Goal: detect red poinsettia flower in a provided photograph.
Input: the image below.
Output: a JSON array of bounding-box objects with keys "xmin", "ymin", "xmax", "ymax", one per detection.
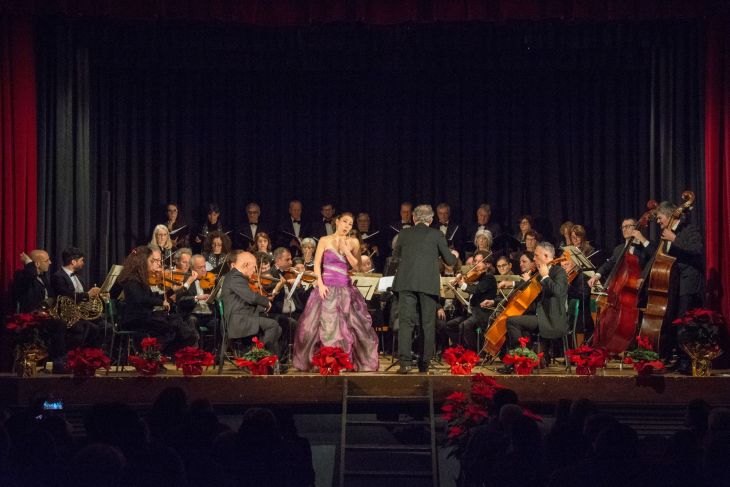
[
  {"xmin": 447, "ymin": 425, "xmax": 466, "ymax": 440},
  {"xmin": 235, "ymin": 355, "xmax": 278, "ymax": 375},
  {"xmin": 141, "ymin": 337, "xmax": 159, "ymax": 350},
  {"xmin": 445, "ymin": 391, "xmax": 468, "ymax": 403},
  {"xmin": 442, "ymin": 345, "xmax": 480, "ymax": 375},
  {"xmin": 518, "ymin": 336, "xmax": 530, "ymax": 348},
  {"xmin": 311, "ymin": 346, "xmax": 354, "ymax": 375},
  {"xmin": 636, "ymin": 335, "xmax": 653, "ymax": 350},
  {"xmin": 67, "ymin": 347, "xmax": 111, "ymax": 376},
  {"xmin": 565, "ymin": 345, "xmax": 608, "ymax": 369},
  {"xmin": 175, "ymin": 346, "xmax": 215, "ymax": 375},
  {"xmin": 252, "ymin": 336, "xmax": 264, "ymax": 349}
]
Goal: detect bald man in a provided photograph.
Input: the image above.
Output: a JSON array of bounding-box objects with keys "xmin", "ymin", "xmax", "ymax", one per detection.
[{"xmin": 221, "ymin": 250, "xmax": 281, "ymax": 354}]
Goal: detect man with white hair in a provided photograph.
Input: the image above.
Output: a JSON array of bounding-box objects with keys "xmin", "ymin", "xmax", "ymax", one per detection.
[
  {"xmin": 500, "ymin": 241, "xmax": 568, "ymax": 374},
  {"xmin": 393, "ymin": 204, "xmax": 457, "ymax": 373}
]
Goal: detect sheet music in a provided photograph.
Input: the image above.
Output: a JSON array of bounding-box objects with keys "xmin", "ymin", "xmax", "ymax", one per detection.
[
  {"xmin": 377, "ymin": 275, "xmax": 394, "ymax": 292},
  {"xmin": 170, "ymin": 225, "xmax": 188, "ymax": 236},
  {"xmin": 100, "ymin": 265, "xmax": 124, "ymax": 293},
  {"xmin": 361, "ymin": 230, "xmax": 380, "ymax": 240}
]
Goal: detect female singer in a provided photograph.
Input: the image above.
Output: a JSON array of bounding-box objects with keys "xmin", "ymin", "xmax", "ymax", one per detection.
[
  {"xmin": 203, "ymin": 231, "xmax": 231, "ymax": 272},
  {"xmin": 149, "ymin": 224, "xmax": 174, "ymax": 263},
  {"xmin": 516, "ymin": 215, "xmax": 534, "ymax": 245},
  {"xmin": 467, "ymin": 229, "xmax": 493, "ymax": 264},
  {"xmin": 195, "ymin": 203, "xmax": 225, "ymax": 247},
  {"xmin": 117, "ymin": 246, "xmax": 198, "ymax": 353},
  {"xmin": 254, "ymin": 231, "xmax": 273, "ymax": 259},
  {"xmin": 558, "ymin": 221, "xmax": 574, "ymax": 251},
  {"xmin": 570, "ymin": 224, "xmax": 595, "ymax": 256},
  {"xmin": 293, "ymin": 213, "xmax": 379, "ymax": 372},
  {"xmin": 164, "ymin": 203, "xmax": 189, "ymax": 248}
]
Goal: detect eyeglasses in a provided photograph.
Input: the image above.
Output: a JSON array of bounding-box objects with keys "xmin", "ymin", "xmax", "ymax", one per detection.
[
  {"xmin": 621, "ymin": 225, "xmax": 636, "ymax": 230},
  {"xmin": 151, "ymin": 258, "xmax": 162, "ymax": 263}
]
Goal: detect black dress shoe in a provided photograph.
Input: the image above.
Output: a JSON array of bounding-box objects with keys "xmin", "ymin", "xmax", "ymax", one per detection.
[
  {"xmin": 397, "ymin": 364, "xmax": 412, "ymax": 375},
  {"xmin": 417, "ymin": 362, "xmax": 429, "ymax": 373},
  {"xmin": 496, "ymin": 364, "xmax": 514, "ymax": 375},
  {"xmin": 676, "ymin": 359, "xmax": 692, "ymax": 375}
]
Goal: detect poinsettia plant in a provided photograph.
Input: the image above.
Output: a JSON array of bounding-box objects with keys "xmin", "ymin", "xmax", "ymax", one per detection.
[
  {"xmin": 175, "ymin": 346, "xmax": 215, "ymax": 376},
  {"xmin": 67, "ymin": 347, "xmax": 111, "ymax": 377},
  {"xmin": 235, "ymin": 337, "xmax": 278, "ymax": 375},
  {"xmin": 311, "ymin": 346, "xmax": 353, "ymax": 375},
  {"xmin": 501, "ymin": 337, "xmax": 543, "ymax": 374},
  {"xmin": 565, "ymin": 344, "xmax": 608, "ymax": 375},
  {"xmin": 442, "ymin": 345, "xmax": 480, "ymax": 375},
  {"xmin": 442, "ymin": 374, "xmax": 502, "ymax": 457},
  {"xmin": 128, "ymin": 337, "xmax": 168, "ymax": 375},
  {"xmin": 673, "ymin": 308, "xmax": 724, "ymax": 351},
  {"xmin": 6, "ymin": 311, "xmax": 48, "ymax": 347},
  {"xmin": 623, "ymin": 335, "xmax": 664, "ymax": 376}
]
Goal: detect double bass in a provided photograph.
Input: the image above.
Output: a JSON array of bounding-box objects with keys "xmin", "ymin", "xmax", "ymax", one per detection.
[
  {"xmin": 592, "ymin": 201, "xmax": 658, "ymax": 354},
  {"xmin": 482, "ymin": 252, "xmax": 575, "ymax": 358},
  {"xmin": 638, "ymin": 191, "xmax": 695, "ymax": 350}
]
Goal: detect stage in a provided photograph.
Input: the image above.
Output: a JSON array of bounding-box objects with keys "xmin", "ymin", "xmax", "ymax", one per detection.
[{"xmin": 2, "ymin": 360, "xmax": 730, "ymax": 410}]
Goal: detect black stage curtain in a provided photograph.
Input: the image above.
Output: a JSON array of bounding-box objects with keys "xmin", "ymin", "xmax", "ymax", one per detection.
[{"xmin": 36, "ymin": 19, "xmax": 704, "ymax": 282}]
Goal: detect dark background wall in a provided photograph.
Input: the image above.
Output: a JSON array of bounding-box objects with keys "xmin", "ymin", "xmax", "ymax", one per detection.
[{"xmin": 35, "ymin": 18, "xmax": 704, "ymax": 283}]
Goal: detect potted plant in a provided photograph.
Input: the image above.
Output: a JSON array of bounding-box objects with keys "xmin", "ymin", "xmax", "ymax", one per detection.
[
  {"xmin": 623, "ymin": 335, "xmax": 665, "ymax": 376},
  {"xmin": 235, "ymin": 337, "xmax": 278, "ymax": 375},
  {"xmin": 565, "ymin": 344, "xmax": 608, "ymax": 375},
  {"xmin": 6, "ymin": 312, "xmax": 49, "ymax": 377},
  {"xmin": 67, "ymin": 347, "xmax": 111, "ymax": 377},
  {"xmin": 673, "ymin": 308, "xmax": 725, "ymax": 376},
  {"xmin": 311, "ymin": 346, "xmax": 353, "ymax": 375},
  {"xmin": 128, "ymin": 337, "xmax": 167, "ymax": 375},
  {"xmin": 501, "ymin": 337, "xmax": 543, "ymax": 375},
  {"xmin": 174, "ymin": 346, "xmax": 215, "ymax": 376},
  {"xmin": 442, "ymin": 345, "xmax": 480, "ymax": 375}
]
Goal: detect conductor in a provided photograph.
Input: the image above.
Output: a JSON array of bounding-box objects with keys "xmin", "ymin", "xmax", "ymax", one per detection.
[{"xmin": 393, "ymin": 204, "xmax": 457, "ymax": 373}]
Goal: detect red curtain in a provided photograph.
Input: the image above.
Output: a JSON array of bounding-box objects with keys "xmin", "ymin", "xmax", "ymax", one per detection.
[
  {"xmin": 705, "ymin": 16, "xmax": 730, "ymax": 329},
  {"xmin": 0, "ymin": 15, "xmax": 37, "ymax": 313}
]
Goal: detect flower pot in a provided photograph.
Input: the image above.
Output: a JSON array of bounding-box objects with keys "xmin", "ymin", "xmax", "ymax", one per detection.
[
  {"xmin": 72, "ymin": 367, "xmax": 97, "ymax": 378},
  {"xmin": 181, "ymin": 364, "xmax": 204, "ymax": 376},
  {"xmin": 247, "ymin": 365, "xmax": 272, "ymax": 375},
  {"xmin": 691, "ymin": 358, "xmax": 712, "ymax": 377},
  {"xmin": 450, "ymin": 364, "xmax": 474, "ymax": 375},
  {"xmin": 515, "ymin": 363, "xmax": 536, "ymax": 375},
  {"xmin": 575, "ymin": 366, "xmax": 597, "ymax": 376},
  {"xmin": 134, "ymin": 362, "xmax": 161, "ymax": 376}
]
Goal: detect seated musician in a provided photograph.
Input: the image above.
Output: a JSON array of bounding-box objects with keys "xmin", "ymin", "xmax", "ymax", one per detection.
[
  {"xmin": 569, "ymin": 224, "xmax": 596, "ymax": 258},
  {"xmin": 50, "ymin": 247, "xmax": 104, "ymax": 349},
  {"xmin": 203, "ymin": 231, "xmax": 231, "ymax": 272},
  {"xmin": 301, "ymin": 237, "xmax": 317, "ymax": 271},
  {"xmin": 495, "ymin": 255, "xmax": 514, "ymax": 276},
  {"xmin": 254, "ymin": 231, "xmax": 274, "ymax": 260},
  {"xmin": 221, "ymin": 250, "xmax": 281, "ymax": 355},
  {"xmin": 194, "ymin": 203, "xmax": 225, "ymax": 251},
  {"xmin": 164, "ymin": 202, "xmax": 189, "ymax": 249},
  {"xmin": 498, "ymin": 251, "xmax": 536, "ymax": 291},
  {"xmin": 561, "ymin": 257, "xmax": 594, "ymax": 344},
  {"xmin": 268, "ymin": 248, "xmax": 302, "ymax": 358},
  {"xmin": 588, "ymin": 218, "xmax": 651, "ymax": 290},
  {"xmin": 148, "ymin": 224, "xmax": 174, "ymax": 263},
  {"xmin": 499, "ymin": 242, "xmax": 568, "ymax": 374},
  {"xmin": 558, "ymin": 221, "xmax": 575, "ymax": 252},
  {"xmin": 444, "ymin": 250, "xmax": 498, "ymax": 351},
  {"xmin": 360, "ymin": 254, "xmax": 375, "ymax": 274},
  {"xmin": 14, "ymin": 250, "xmax": 69, "ymax": 373},
  {"xmin": 118, "ymin": 246, "xmax": 199, "ymax": 353},
  {"xmin": 176, "ymin": 254, "xmax": 218, "ymax": 342},
  {"xmin": 255, "ymin": 251, "xmax": 272, "ymax": 274}
]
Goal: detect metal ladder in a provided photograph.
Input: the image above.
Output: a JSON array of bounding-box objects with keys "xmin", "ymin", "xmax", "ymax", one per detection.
[{"xmin": 338, "ymin": 378, "xmax": 439, "ymax": 487}]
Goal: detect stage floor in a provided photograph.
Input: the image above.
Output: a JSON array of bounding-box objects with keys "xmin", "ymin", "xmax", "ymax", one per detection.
[{"xmin": 2, "ymin": 357, "xmax": 730, "ymax": 409}]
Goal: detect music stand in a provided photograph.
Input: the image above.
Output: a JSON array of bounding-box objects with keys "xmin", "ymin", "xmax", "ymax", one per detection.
[
  {"xmin": 100, "ymin": 265, "xmax": 124, "ymax": 294},
  {"xmin": 352, "ymin": 276, "xmax": 380, "ymax": 300}
]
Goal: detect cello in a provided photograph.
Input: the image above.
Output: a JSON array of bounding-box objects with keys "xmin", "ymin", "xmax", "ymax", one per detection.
[
  {"xmin": 638, "ymin": 191, "xmax": 695, "ymax": 351},
  {"xmin": 482, "ymin": 252, "xmax": 574, "ymax": 358},
  {"xmin": 592, "ymin": 201, "xmax": 658, "ymax": 353}
]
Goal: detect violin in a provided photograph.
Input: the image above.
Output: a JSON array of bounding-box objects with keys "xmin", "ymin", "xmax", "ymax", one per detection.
[
  {"xmin": 148, "ymin": 269, "xmax": 187, "ymax": 287},
  {"xmin": 282, "ymin": 269, "xmax": 317, "ymax": 284},
  {"xmin": 198, "ymin": 272, "xmax": 217, "ymax": 291},
  {"xmin": 248, "ymin": 273, "xmax": 278, "ymax": 296}
]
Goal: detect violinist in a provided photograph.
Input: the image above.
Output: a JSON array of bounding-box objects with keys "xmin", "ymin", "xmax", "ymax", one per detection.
[
  {"xmin": 268, "ymin": 247, "xmax": 302, "ymax": 358},
  {"xmin": 176, "ymin": 254, "xmax": 218, "ymax": 338},
  {"xmin": 499, "ymin": 242, "xmax": 568, "ymax": 374},
  {"xmin": 498, "ymin": 251, "xmax": 537, "ymax": 291},
  {"xmin": 204, "ymin": 231, "xmax": 231, "ymax": 272},
  {"xmin": 495, "ymin": 255, "xmax": 514, "ymax": 276},
  {"xmin": 118, "ymin": 246, "xmax": 199, "ymax": 353},
  {"xmin": 255, "ymin": 251, "xmax": 272, "ymax": 274},
  {"xmin": 587, "ymin": 218, "xmax": 652, "ymax": 290},
  {"xmin": 654, "ymin": 201, "xmax": 705, "ymax": 371},
  {"xmin": 444, "ymin": 250, "xmax": 497, "ymax": 351},
  {"xmin": 221, "ymin": 250, "xmax": 281, "ymax": 354}
]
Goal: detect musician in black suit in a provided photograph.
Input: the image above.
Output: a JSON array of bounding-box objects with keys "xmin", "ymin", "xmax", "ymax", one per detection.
[
  {"xmin": 275, "ymin": 199, "xmax": 309, "ymax": 256},
  {"xmin": 176, "ymin": 254, "xmax": 218, "ymax": 342},
  {"xmin": 312, "ymin": 202, "xmax": 336, "ymax": 238},
  {"xmin": 588, "ymin": 218, "xmax": 653, "ymax": 289},
  {"xmin": 14, "ymin": 250, "xmax": 68, "ymax": 372},
  {"xmin": 501, "ymin": 242, "xmax": 568, "ymax": 374},
  {"xmin": 267, "ymin": 247, "xmax": 302, "ymax": 360},
  {"xmin": 444, "ymin": 250, "xmax": 498, "ymax": 351},
  {"xmin": 654, "ymin": 202, "xmax": 705, "ymax": 371},
  {"xmin": 432, "ymin": 203, "xmax": 462, "ymax": 253},
  {"xmin": 221, "ymin": 250, "xmax": 281, "ymax": 354},
  {"xmin": 50, "ymin": 247, "xmax": 104, "ymax": 348},
  {"xmin": 393, "ymin": 204, "xmax": 457, "ymax": 373},
  {"xmin": 388, "ymin": 201, "xmax": 414, "ymax": 251},
  {"xmin": 117, "ymin": 246, "xmax": 199, "ymax": 353},
  {"xmin": 237, "ymin": 202, "xmax": 268, "ymax": 250}
]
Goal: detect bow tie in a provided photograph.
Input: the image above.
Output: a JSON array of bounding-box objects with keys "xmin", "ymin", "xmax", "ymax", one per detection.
[
  {"xmin": 323, "ymin": 219, "xmax": 332, "ymax": 223},
  {"xmin": 292, "ymin": 220, "xmax": 301, "ymax": 224},
  {"xmin": 70, "ymin": 272, "xmax": 78, "ymax": 277}
]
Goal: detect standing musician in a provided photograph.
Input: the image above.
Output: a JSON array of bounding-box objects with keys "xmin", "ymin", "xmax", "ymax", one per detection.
[
  {"xmin": 176, "ymin": 254, "xmax": 218, "ymax": 342},
  {"xmin": 221, "ymin": 250, "xmax": 282, "ymax": 354},
  {"xmin": 389, "ymin": 201, "xmax": 414, "ymax": 251},
  {"xmin": 444, "ymin": 250, "xmax": 497, "ymax": 351},
  {"xmin": 356, "ymin": 212, "xmax": 381, "ymax": 269},
  {"xmin": 392, "ymin": 204, "xmax": 457, "ymax": 374},
  {"xmin": 194, "ymin": 203, "xmax": 225, "ymax": 251},
  {"xmin": 466, "ymin": 204, "xmax": 502, "ymax": 255},
  {"xmin": 117, "ymin": 246, "xmax": 199, "ymax": 353},
  {"xmin": 653, "ymin": 201, "xmax": 705, "ymax": 371},
  {"xmin": 558, "ymin": 221, "xmax": 575, "ymax": 252},
  {"xmin": 276, "ymin": 199, "xmax": 309, "ymax": 256},
  {"xmin": 569, "ymin": 225, "xmax": 597, "ymax": 260},
  {"xmin": 499, "ymin": 242, "xmax": 568, "ymax": 374},
  {"xmin": 432, "ymin": 203, "xmax": 462, "ymax": 252},
  {"xmin": 588, "ymin": 218, "xmax": 652, "ymax": 290},
  {"xmin": 313, "ymin": 202, "xmax": 337, "ymax": 238},
  {"xmin": 203, "ymin": 231, "xmax": 231, "ymax": 272},
  {"xmin": 50, "ymin": 247, "xmax": 104, "ymax": 349},
  {"xmin": 467, "ymin": 230, "xmax": 493, "ymax": 263},
  {"xmin": 237, "ymin": 202, "xmax": 267, "ymax": 251},
  {"xmin": 164, "ymin": 203, "xmax": 189, "ymax": 249},
  {"xmin": 524, "ymin": 230, "xmax": 540, "ymax": 254},
  {"xmin": 148, "ymin": 224, "xmax": 174, "ymax": 263},
  {"xmin": 516, "ymin": 215, "xmax": 535, "ymax": 246},
  {"xmin": 14, "ymin": 250, "xmax": 68, "ymax": 373}
]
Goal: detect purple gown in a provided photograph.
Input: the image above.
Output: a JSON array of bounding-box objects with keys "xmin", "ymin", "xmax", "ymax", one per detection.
[{"xmin": 293, "ymin": 249, "xmax": 380, "ymax": 372}]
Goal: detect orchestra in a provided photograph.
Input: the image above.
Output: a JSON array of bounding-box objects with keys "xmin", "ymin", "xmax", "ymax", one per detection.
[{"xmin": 11, "ymin": 194, "xmax": 707, "ymax": 375}]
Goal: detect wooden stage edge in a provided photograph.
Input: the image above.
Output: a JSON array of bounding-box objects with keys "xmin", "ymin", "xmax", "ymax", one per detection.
[{"xmin": 2, "ymin": 364, "xmax": 730, "ymax": 408}]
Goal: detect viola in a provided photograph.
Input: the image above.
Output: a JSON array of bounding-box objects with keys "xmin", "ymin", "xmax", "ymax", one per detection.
[
  {"xmin": 482, "ymin": 253, "xmax": 570, "ymax": 358},
  {"xmin": 638, "ymin": 191, "xmax": 695, "ymax": 351},
  {"xmin": 593, "ymin": 200, "xmax": 658, "ymax": 353}
]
